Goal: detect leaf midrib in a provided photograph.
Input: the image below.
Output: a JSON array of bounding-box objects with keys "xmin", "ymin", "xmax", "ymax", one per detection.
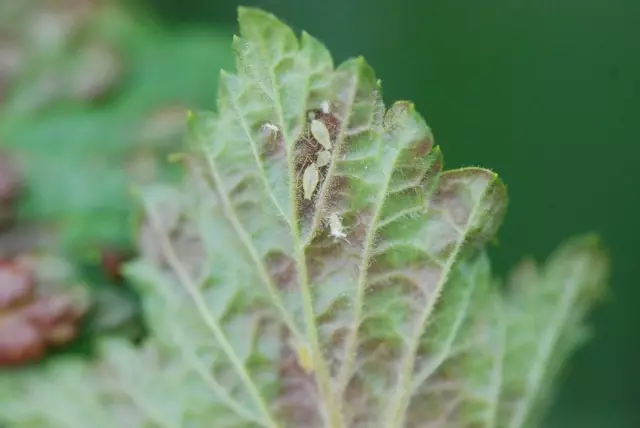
[{"xmin": 250, "ymin": 24, "xmax": 341, "ymax": 427}]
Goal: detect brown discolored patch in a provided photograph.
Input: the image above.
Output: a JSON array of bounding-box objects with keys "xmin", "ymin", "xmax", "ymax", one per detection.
[
  {"xmin": 293, "ymin": 134, "xmax": 322, "ymax": 175},
  {"xmin": 411, "ymin": 135, "xmax": 434, "ymax": 159},
  {"xmin": 294, "ymin": 108, "xmax": 348, "ymax": 234},
  {"xmin": 430, "ymin": 179, "xmax": 471, "ymax": 227},
  {"xmin": 343, "ymin": 340, "xmax": 405, "ymax": 426},
  {"xmin": 294, "ymin": 108, "xmax": 342, "ymax": 175},
  {"xmin": 264, "ymin": 251, "xmax": 297, "ymax": 291},
  {"xmin": 276, "ymin": 331, "xmax": 322, "ymax": 427},
  {"xmin": 383, "ymin": 100, "xmax": 412, "ymax": 132}
]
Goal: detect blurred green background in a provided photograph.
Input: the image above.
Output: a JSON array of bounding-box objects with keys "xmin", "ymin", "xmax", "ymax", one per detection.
[
  {"xmin": 1, "ymin": 0, "xmax": 637, "ymax": 426},
  {"xmin": 143, "ymin": 0, "xmax": 640, "ymax": 426}
]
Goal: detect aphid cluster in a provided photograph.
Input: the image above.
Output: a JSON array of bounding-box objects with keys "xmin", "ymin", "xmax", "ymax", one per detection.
[
  {"xmin": 260, "ymin": 102, "xmax": 351, "ymax": 242},
  {"xmin": 300, "ymin": 105, "xmax": 351, "ymax": 243},
  {"xmin": 297, "ymin": 103, "xmax": 340, "ymax": 201}
]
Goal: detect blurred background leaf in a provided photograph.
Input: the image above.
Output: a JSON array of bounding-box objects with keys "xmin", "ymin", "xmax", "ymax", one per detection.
[
  {"xmin": 0, "ymin": 0, "xmax": 233, "ymax": 354},
  {"xmin": 0, "ymin": 0, "xmax": 234, "ymax": 254}
]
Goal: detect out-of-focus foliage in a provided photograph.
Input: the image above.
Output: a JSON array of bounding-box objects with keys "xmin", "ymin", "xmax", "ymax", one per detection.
[
  {"xmin": 0, "ymin": 0, "xmax": 234, "ymax": 359},
  {"xmin": 0, "ymin": 0, "xmax": 234, "ymax": 254},
  {"xmin": 0, "ymin": 253, "xmax": 88, "ymax": 366}
]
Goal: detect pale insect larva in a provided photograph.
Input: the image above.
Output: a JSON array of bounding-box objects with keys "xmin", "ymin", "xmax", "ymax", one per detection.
[
  {"xmin": 302, "ymin": 163, "xmax": 319, "ymax": 200},
  {"xmin": 328, "ymin": 212, "xmax": 349, "ymax": 242},
  {"xmin": 321, "ymin": 100, "xmax": 331, "ymax": 114},
  {"xmin": 310, "ymin": 119, "xmax": 332, "ymax": 150},
  {"xmin": 316, "ymin": 150, "xmax": 331, "ymax": 168}
]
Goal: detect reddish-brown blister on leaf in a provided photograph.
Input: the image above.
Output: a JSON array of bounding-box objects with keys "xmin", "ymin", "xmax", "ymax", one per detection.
[
  {"xmin": 0, "ymin": 316, "xmax": 46, "ymax": 366},
  {"xmin": 0, "ymin": 257, "xmax": 88, "ymax": 366},
  {"xmin": 0, "ymin": 259, "xmax": 34, "ymax": 309},
  {"xmin": 22, "ymin": 294, "xmax": 81, "ymax": 328}
]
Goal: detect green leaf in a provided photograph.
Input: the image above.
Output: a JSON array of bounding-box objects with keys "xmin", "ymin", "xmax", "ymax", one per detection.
[{"xmin": 0, "ymin": 7, "xmax": 608, "ymax": 428}]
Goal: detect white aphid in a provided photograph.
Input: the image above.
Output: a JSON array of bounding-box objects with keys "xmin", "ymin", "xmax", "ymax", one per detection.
[
  {"xmin": 302, "ymin": 163, "xmax": 319, "ymax": 200},
  {"xmin": 310, "ymin": 119, "xmax": 332, "ymax": 150},
  {"xmin": 321, "ymin": 100, "xmax": 331, "ymax": 114},
  {"xmin": 261, "ymin": 122, "xmax": 280, "ymax": 134},
  {"xmin": 328, "ymin": 212, "xmax": 348, "ymax": 242},
  {"xmin": 316, "ymin": 150, "xmax": 331, "ymax": 168},
  {"xmin": 261, "ymin": 122, "xmax": 281, "ymax": 151}
]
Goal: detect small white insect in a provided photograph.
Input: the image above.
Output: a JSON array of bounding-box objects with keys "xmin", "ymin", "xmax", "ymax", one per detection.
[
  {"xmin": 328, "ymin": 212, "xmax": 349, "ymax": 242},
  {"xmin": 310, "ymin": 119, "xmax": 332, "ymax": 150},
  {"xmin": 261, "ymin": 122, "xmax": 280, "ymax": 134},
  {"xmin": 302, "ymin": 163, "xmax": 319, "ymax": 200},
  {"xmin": 316, "ymin": 150, "xmax": 331, "ymax": 168},
  {"xmin": 261, "ymin": 122, "xmax": 281, "ymax": 152},
  {"xmin": 321, "ymin": 100, "xmax": 331, "ymax": 114}
]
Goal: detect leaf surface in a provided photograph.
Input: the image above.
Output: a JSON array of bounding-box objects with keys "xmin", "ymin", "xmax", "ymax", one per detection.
[{"xmin": 0, "ymin": 7, "xmax": 608, "ymax": 428}]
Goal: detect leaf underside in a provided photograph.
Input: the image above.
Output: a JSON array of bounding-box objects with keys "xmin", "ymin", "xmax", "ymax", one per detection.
[{"xmin": 0, "ymin": 7, "xmax": 609, "ymax": 428}]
